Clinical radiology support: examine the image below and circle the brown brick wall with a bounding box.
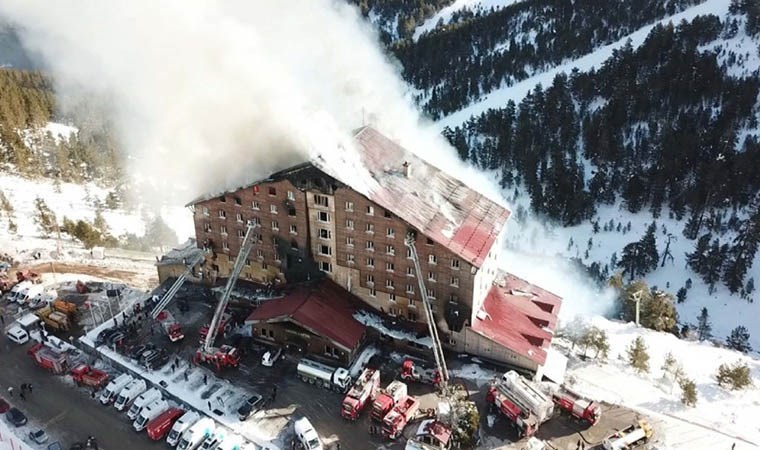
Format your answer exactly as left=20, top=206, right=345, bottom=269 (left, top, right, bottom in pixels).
left=252, top=321, right=354, bottom=365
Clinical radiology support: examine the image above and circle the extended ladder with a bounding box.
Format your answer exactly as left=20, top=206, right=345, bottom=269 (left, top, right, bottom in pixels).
left=151, top=251, right=206, bottom=319
left=201, top=221, right=256, bottom=353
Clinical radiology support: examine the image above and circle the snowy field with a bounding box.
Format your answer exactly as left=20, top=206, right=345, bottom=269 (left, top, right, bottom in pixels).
left=412, top=0, right=523, bottom=40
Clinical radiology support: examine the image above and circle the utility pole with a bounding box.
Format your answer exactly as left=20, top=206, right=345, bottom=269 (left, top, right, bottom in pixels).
left=632, top=290, right=642, bottom=326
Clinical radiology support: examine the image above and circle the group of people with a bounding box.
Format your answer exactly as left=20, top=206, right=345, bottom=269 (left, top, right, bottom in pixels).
left=6, top=382, right=33, bottom=401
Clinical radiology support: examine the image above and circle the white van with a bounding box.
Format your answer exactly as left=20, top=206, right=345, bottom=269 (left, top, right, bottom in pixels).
left=166, top=411, right=200, bottom=447
left=18, top=284, right=44, bottom=306
left=217, top=434, right=243, bottom=450
left=133, top=399, right=169, bottom=432
left=127, top=387, right=162, bottom=420
left=199, top=434, right=224, bottom=450
left=114, top=379, right=147, bottom=411
left=177, top=418, right=215, bottom=450
left=294, top=417, right=323, bottom=450
left=100, top=373, right=133, bottom=405
left=28, top=289, right=56, bottom=309
left=6, top=325, right=29, bottom=344
left=8, top=281, right=32, bottom=303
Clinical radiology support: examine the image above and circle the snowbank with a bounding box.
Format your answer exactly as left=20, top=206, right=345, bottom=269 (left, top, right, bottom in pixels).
left=353, top=310, right=432, bottom=348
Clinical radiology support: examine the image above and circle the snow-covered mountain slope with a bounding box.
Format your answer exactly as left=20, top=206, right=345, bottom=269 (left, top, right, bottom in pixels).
left=412, top=0, right=522, bottom=40
left=435, top=0, right=732, bottom=131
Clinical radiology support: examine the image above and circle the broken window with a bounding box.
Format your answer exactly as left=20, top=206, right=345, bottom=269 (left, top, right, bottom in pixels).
left=291, top=240, right=298, bottom=250
left=245, top=259, right=251, bottom=267
left=318, top=211, right=330, bottom=223
left=234, top=197, right=242, bottom=206
left=288, top=207, right=296, bottom=217
left=384, top=210, right=392, bottom=218
left=319, top=245, right=332, bottom=256
left=319, top=228, right=331, bottom=239
left=219, top=196, right=226, bottom=203
left=320, top=261, right=332, bottom=273
left=268, top=187, right=277, bottom=196
left=426, top=238, right=434, bottom=245
left=450, top=293, right=459, bottom=303
left=347, top=254, right=355, bottom=264
left=314, top=194, right=329, bottom=207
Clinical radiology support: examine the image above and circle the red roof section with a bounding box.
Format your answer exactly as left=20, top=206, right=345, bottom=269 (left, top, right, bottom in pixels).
left=472, top=272, right=562, bottom=365
left=245, top=281, right=366, bottom=350
left=315, top=127, right=511, bottom=268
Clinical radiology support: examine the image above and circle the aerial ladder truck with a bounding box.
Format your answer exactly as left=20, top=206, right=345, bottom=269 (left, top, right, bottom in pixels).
left=401, top=231, right=475, bottom=448
left=193, top=222, right=256, bottom=371
left=151, top=251, right=206, bottom=319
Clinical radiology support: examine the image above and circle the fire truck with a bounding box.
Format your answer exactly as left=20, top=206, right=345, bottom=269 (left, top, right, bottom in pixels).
left=198, top=312, right=233, bottom=343
left=602, top=420, right=653, bottom=450
left=194, top=223, right=254, bottom=372
left=551, top=389, right=601, bottom=425
left=500, top=371, right=555, bottom=422
left=400, top=359, right=440, bottom=386
left=28, top=343, right=68, bottom=374
left=341, top=368, right=380, bottom=420
left=371, top=380, right=408, bottom=421
left=382, top=395, right=420, bottom=439
left=486, top=384, right=539, bottom=438
left=487, top=371, right=554, bottom=437
left=156, top=310, right=185, bottom=342
left=70, top=364, right=110, bottom=389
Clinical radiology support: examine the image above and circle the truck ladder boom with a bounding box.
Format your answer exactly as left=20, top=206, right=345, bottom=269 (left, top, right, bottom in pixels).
left=202, top=222, right=256, bottom=353
left=151, top=252, right=206, bottom=319
left=404, top=232, right=449, bottom=391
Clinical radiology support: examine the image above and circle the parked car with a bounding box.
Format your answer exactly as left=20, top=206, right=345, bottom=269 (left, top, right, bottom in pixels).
left=145, top=350, right=169, bottom=371
left=29, top=429, right=49, bottom=444
left=129, top=344, right=154, bottom=361
left=0, top=397, right=9, bottom=413
left=237, top=394, right=264, bottom=421
left=46, top=442, right=62, bottom=450
left=6, top=407, right=27, bottom=426
left=261, top=347, right=282, bottom=367
left=6, top=325, right=29, bottom=345
left=95, top=328, right=118, bottom=346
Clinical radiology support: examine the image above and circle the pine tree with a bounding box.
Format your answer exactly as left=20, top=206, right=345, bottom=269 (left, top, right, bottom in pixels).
left=676, top=287, right=687, bottom=303
left=686, top=233, right=711, bottom=276
left=716, top=361, right=753, bottom=390
left=641, top=290, right=677, bottom=332
left=581, top=326, right=609, bottom=359
left=661, top=352, right=683, bottom=382
left=696, top=308, right=712, bottom=341
left=144, top=215, right=179, bottom=251
left=679, top=377, right=698, bottom=406
left=33, top=197, right=57, bottom=237
left=726, top=326, right=752, bottom=353
left=627, top=336, right=650, bottom=374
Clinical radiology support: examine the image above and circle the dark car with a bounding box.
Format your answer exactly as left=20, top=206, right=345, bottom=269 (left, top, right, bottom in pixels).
left=108, top=331, right=126, bottom=347
left=129, top=344, right=154, bottom=361
left=6, top=407, right=27, bottom=426
left=237, top=393, right=264, bottom=421
left=145, top=350, right=169, bottom=371
left=0, top=397, right=9, bottom=413
left=95, top=328, right=118, bottom=346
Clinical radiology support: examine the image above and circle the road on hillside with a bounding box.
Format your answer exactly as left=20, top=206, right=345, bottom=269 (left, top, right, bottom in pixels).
left=0, top=338, right=162, bottom=450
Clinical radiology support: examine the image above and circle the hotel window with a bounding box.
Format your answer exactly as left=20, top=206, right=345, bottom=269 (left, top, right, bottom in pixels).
left=287, top=190, right=295, bottom=201
left=366, top=274, right=374, bottom=285
left=347, top=254, right=355, bottom=265
left=384, top=210, right=392, bottom=218
left=289, top=224, right=298, bottom=234
left=203, top=223, right=211, bottom=233
left=369, top=288, right=376, bottom=297
left=220, top=225, right=228, bottom=235
left=346, top=219, right=354, bottom=230
left=252, top=201, right=260, bottom=210
left=428, top=254, right=437, bottom=264
left=406, top=267, right=415, bottom=277
left=366, top=241, right=375, bottom=251
left=314, top=194, right=329, bottom=207
left=386, top=227, right=395, bottom=238
left=345, top=201, right=354, bottom=211
left=389, top=293, right=396, bottom=302
left=288, top=207, right=296, bottom=217
left=451, top=258, right=460, bottom=270
left=234, top=197, right=242, bottom=206
left=219, top=196, right=226, bottom=203
left=366, top=205, right=374, bottom=215
left=366, top=257, right=375, bottom=268
left=428, top=272, right=437, bottom=282
left=386, top=262, right=395, bottom=272
left=270, top=204, right=277, bottom=214
left=409, top=297, right=416, bottom=308
left=365, top=223, right=374, bottom=233
left=237, top=229, right=245, bottom=238
left=385, top=279, right=395, bottom=290
left=319, top=228, right=332, bottom=239
left=318, top=211, right=331, bottom=223
left=385, top=245, right=395, bottom=255
left=319, top=245, right=332, bottom=256
left=426, top=238, right=434, bottom=245
left=450, top=294, right=459, bottom=303
left=346, top=236, right=355, bottom=247
left=252, top=217, right=261, bottom=226
left=406, top=284, right=414, bottom=294
left=222, top=241, right=229, bottom=251
left=271, top=220, right=279, bottom=230
left=236, top=213, right=243, bottom=222
left=256, top=249, right=263, bottom=258
left=202, top=207, right=209, bottom=216
left=451, top=277, right=459, bottom=287
left=268, top=187, right=276, bottom=196
left=320, top=261, right=332, bottom=273
left=427, top=288, right=436, bottom=299
left=218, top=210, right=226, bottom=219
left=406, top=247, right=413, bottom=258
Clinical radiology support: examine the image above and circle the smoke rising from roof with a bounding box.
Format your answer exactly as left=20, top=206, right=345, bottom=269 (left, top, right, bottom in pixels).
left=0, top=0, right=500, bottom=205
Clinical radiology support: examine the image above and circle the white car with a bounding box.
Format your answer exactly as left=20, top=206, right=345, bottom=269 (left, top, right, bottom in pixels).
left=294, top=417, right=323, bottom=450
left=6, top=326, right=29, bottom=344
left=262, top=347, right=282, bottom=367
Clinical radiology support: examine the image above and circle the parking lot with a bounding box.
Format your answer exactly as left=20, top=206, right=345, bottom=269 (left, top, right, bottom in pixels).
left=3, top=278, right=655, bottom=450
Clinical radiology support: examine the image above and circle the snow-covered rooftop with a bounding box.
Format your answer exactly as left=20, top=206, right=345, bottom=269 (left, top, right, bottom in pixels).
left=156, top=239, right=203, bottom=266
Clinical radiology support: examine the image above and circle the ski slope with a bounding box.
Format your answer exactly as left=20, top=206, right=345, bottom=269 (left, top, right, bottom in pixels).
left=434, top=0, right=731, bottom=131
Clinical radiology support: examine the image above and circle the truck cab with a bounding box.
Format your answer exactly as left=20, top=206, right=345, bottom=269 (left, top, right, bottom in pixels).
left=100, top=373, right=133, bottom=405
left=294, top=417, right=323, bottom=450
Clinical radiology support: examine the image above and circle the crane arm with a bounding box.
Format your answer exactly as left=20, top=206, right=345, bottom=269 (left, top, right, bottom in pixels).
left=151, top=251, right=206, bottom=319
left=202, top=222, right=256, bottom=352
left=404, top=231, right=449, bottom=391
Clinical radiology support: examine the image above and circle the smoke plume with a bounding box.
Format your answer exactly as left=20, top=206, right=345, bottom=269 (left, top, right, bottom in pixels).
left=0, top=0, right=488, bottom=205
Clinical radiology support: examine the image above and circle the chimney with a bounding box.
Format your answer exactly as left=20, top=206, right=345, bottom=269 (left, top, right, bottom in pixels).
left=402, top=161, right=411, bottom=178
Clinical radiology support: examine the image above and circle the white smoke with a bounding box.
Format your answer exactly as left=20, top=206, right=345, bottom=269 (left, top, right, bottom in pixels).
left=0, top=0, right=475, bottom=205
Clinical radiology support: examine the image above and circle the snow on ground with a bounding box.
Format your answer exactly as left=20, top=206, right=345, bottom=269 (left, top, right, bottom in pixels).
left=0, top=417, right=34, bottom=450
left=559, top=317, right=760, bottom=448
left=435, top=0, right=732, bottom=131
left=353, top=310, right=433, bottom=348
left=412, top=0, right=522, bottom=40
left=19, top=121, right=78, bottom=147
